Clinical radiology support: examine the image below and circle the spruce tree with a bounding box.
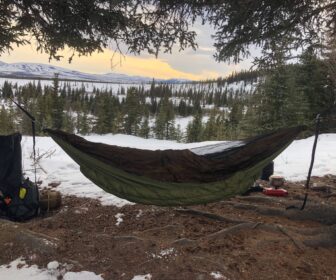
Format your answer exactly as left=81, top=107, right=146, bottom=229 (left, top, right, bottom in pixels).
left=203, top=108, right=219, bottom=140
left=50, top=74, right=64, bottom=130
left=139, top=117, right=150, bottom=139
left=94, top=94, right=114, bottom=134
left=186, top=109, right=203, bottom=143
left=123, top=88, right=142, bottom=135
left=154, top=95, right=175, bottom=139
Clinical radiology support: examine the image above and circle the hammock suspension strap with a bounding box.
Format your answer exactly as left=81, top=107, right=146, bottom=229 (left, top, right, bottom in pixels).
left=300, top=114, right=321, bottom=211
left=10, top=98, right=37, bottom=187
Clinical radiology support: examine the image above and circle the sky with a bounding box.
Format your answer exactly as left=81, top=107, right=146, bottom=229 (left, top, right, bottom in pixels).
left=1, top=24, right=252, bottom=81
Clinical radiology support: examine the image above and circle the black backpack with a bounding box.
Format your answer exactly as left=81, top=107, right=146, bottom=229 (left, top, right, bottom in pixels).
left=5, top=178, right=40, bottom=221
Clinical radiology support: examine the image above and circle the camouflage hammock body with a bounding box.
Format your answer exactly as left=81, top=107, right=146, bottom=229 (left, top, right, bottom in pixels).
left=46, top=126, right=304, bottom=206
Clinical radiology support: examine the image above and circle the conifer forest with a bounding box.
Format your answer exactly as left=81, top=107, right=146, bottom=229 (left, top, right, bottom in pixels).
left=1, top=49, right=335, bottom=142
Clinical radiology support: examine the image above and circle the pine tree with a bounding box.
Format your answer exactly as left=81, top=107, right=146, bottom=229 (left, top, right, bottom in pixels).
left=0, top=105, right=15, bottom=134
left=203, top=108, right=218, bottom=140
left=186, top=110, right=203, bottom=143
left=77, top=111, right=90, bottom=135
left=2, top=81, right=13, bottom=99
left=139, top=117, right=150, bottom=139
left=63, top=112, right=75, bottom=133
left=227, top=101, right=243, bottom=139
left=167, top=119, right=177, bottom=140
left=174, top=124, right=184, bottom=142
left=94, top=95, right=113, bottom=134
left=154, top=108, right=166, bottom=139
left=50, top=74, right=64, bottom=130
left=123, top=88, right=142, bottom=135
left=154, top=95, right=175, bottom=139
left=299, top=48, right=334, bottom=119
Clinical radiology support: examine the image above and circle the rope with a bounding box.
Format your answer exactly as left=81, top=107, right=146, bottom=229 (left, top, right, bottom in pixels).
left=9, top=98, right=37, bottom=188
left=47, top=191, right=50, bottom=213
left=300, top=114, right=321, bottom=210
left=32, top=120, right=37, bottom=186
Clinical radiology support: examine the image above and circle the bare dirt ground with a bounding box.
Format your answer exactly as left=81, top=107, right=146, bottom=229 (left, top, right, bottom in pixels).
left=1, top=175, right=336, bottom=280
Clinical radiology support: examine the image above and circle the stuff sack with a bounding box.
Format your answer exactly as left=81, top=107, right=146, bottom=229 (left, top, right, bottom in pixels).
left=6, top=179, right=40, bottom=221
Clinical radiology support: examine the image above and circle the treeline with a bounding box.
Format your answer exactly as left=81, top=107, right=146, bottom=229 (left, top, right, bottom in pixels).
left=197, top=69, right=262, bottom=86
left=0, top=76, right=251, bottom=141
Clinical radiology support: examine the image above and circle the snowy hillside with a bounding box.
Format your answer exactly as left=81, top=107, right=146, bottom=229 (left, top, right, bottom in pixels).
left=0, top=61, right=188, bottom=84
left=21, top=133, right=336, bottom=207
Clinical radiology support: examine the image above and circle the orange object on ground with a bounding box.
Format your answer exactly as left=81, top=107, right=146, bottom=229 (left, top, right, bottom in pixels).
left=263, top=187, right=288, bottom=197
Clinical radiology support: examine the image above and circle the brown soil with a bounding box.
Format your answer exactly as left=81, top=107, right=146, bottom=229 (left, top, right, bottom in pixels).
left=1, top=175, right=336, bottom=280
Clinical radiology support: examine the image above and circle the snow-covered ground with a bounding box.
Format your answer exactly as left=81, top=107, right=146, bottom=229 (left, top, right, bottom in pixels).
left=274, top=133, right=336, bottom=180
left=20, top=133, right=336, bottom=209
left=0, top=259, right=103, bottom=280
left=0, top=258, right=154, bottom=280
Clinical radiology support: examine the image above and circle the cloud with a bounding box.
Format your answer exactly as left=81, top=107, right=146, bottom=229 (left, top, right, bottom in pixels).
left=1, top=22, right=254, bottom=81
left=1, top=44, right=225, bottom=80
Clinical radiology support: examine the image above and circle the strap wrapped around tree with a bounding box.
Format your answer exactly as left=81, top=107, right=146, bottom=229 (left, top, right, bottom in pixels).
left=45, top=126, right=304, bottom=206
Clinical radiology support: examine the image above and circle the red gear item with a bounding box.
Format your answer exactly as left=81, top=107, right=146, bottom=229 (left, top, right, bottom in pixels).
left=263, top=188, right=288, bottom=197
left=4, top=197, right=12, bottom=205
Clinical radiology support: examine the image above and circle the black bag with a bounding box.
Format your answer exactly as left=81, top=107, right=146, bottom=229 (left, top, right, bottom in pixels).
left=0, top=133, right=23, bottom=197
left=6, top=179, right=40, bottom=221
left=260, top=161, right=274, bottom=181
left=0, top=133, right=40, bottom=221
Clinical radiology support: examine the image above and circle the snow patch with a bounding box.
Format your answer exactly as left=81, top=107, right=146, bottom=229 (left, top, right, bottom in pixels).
left=0, top=258, right=103, bottom=280
left=115, top=213, right=124, bottom=226
left=210, top=271, right=228, bottom=279
left=63, top=271, right=104, bottom=280
left=151, top=248, right=177, bottom=259
left=274, top=134, right=336, bottom=181
left=132, top=274, right=152, bottom=280
left=47, top=261, right=59, bottom=270
left=136, top=210, right=143, bottom=219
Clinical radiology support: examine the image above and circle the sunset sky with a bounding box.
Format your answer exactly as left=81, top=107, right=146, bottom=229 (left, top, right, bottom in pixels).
left=1, top=24, right=253, bottom=81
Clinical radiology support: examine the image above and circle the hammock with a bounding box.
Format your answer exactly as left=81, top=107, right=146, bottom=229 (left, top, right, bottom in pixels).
left=45, top=126, right=304, bottom=206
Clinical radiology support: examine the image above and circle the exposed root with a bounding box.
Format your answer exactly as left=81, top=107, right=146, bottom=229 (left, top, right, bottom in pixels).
left=136, top=224, right=184, bottom=239
left=174, top=208, right=246, bottom=224
left=204, top=222, right=257, bottom=240
left=196, top=219, right=336, bottom=250
left=236, top=195, right=288, bottom=205
left=221, top=201, right=336, bottom=225
left=172, top=238, right=197, bottom=248
left=323, top=193, right=336, bottom=199
left=113, top=235, right=144, bottom=242
left=275, top=224, right=304, bottom=250
left=299, top=224, right=336, bottom=248
left=170, top=199, right=336, bottom=250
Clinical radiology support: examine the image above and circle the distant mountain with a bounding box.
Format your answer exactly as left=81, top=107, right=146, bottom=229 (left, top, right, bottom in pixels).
left=0, top=61, right=189, bottom=84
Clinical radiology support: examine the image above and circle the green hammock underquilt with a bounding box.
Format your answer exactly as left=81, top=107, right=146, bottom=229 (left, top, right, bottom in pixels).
left=45, top=126, right=304, bottom=206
